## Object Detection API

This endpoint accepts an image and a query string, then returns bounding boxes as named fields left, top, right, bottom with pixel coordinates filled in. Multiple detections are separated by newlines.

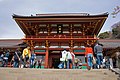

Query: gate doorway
left=52, top=58, right=60, bottom=68
left=49, top=50, right=62, bottom=68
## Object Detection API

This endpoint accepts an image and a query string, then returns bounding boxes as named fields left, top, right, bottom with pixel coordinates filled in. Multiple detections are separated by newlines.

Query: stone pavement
left=0, top=68, right=119, bottom=80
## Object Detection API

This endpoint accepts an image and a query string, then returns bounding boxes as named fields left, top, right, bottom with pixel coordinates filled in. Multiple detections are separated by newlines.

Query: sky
left=0, top=0, right=120, bottom=39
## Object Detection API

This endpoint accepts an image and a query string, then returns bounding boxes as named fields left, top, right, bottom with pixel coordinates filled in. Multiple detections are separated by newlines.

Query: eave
left=12, top=13, right=108, bottom=36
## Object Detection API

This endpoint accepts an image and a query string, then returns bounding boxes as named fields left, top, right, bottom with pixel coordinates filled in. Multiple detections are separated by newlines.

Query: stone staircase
left=0, top=68, right=119, bottom=80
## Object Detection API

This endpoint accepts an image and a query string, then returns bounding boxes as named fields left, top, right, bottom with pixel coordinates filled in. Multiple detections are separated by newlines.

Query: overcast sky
left=0, top=0, right=120, bottom=39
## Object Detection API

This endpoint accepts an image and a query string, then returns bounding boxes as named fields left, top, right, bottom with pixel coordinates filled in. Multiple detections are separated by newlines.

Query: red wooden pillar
left=45, top=47, right=49, bottom=68
left=45, top=40, right=49, bottom=68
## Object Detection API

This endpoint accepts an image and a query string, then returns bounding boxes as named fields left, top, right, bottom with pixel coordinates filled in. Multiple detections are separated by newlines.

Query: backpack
left=14, top=52, right=20, bottom=60
left=14, top=54, right=18, bottom=60
left=5, top=52, right=9, bottom=57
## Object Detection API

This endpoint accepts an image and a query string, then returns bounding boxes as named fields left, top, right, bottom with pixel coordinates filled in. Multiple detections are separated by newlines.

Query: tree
left=99, top=21, right=120, bottom=39
left=98, top=31, right=110, bottom=39
left=111, top=21, right=120, bottom=39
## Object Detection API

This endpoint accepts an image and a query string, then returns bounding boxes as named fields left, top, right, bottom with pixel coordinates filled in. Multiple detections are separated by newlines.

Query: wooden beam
left=21, top=22, right=32, bottom=35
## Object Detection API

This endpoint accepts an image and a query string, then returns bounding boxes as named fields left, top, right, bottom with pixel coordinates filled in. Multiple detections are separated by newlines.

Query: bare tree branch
left=111, top=6, right=120, bottom=18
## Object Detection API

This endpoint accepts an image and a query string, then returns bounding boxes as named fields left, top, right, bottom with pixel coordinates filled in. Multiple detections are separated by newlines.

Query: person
left=116, top=52, right=120, bottom=69
left=93, top=57, right=98, bottom=69
left=12, top=49, right=21, bottom=68
left=105, top=57, right=110, bottom=69
left=37, top=58, right=42, bottom=68
left=3, top=50, right=10, bottom=67
left=22, top=46, right=31, bottom=68
left=69, top=49, right=75, bottom=69
left=102, top=57, right=106, bottom=68
left=60, top=49, right=68, bottom=69
left=94, top=43, right=103, bottom=69
left=0, top=52, right=4, bottom=67
left=58, top=49, right=67, bottom=69
left=79, top=59, right=82, bottom=69
left=66, top=49, right=75, bottom=69
left=30, top=50, right=36, bottom=68
left=118, top=53, right=120, bottom=69
left=74, top=58, right=79, bottom=69
left=85, top=44, right=94, bottom=70
left=109, top=57, right=113, bottom=69
left=33, top=58, right=37, bottom=68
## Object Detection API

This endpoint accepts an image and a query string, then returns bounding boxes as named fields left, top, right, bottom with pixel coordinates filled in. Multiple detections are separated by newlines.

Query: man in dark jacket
left=12, top=49, right=21, bottom=68
left=3, top=50, right=10, bottom=67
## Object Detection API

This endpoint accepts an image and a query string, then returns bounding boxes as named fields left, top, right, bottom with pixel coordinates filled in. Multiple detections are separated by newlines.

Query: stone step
left=0, top=68, right=119, bottom=80
left=111, top=68, right=120, bottom=75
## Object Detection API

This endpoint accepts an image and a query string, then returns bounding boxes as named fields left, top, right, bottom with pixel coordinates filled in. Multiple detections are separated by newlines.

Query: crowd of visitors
left=58, top=43, right=112, bottom=70
left=0, top=47, right=43, bottom=68
left=0, top=43, right=118, bottom=70
left=58, top=49, right=75, bottom=69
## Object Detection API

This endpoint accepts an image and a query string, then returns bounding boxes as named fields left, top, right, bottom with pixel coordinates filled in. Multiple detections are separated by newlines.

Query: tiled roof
left=0, top=39, right=23, bottom=48
left=98, top=39, right=120, bottom=48
left=13, top=12, right=108, bottom=18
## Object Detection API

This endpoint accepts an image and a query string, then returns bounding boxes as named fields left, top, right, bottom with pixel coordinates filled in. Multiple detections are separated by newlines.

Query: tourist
left=22, top=46, right=31, bottom=68
left=66, top=49, right=75, bottom=69
left=30, top=50, right=36, bottom=68
left=58, top=49, right=67, bottom=69
left=118, top=54, right=120, bottom=69
left=61, top=49, right=68, bottom=68
left=3, top=50, right=10, bottom=67
left=37, top=58, right=42, bottom=68
left=33, top=58, right=37, bottom=68
left=109, top=57, right=113, bottom=69
left=19, top=53, right=25, bottom=68
left=0, top=52, right=4, bottom=67
left=102, top=57, right=106, bottom=68
left=105, top=57, right=110, bottom=69
left=69, top=49, right=75, bottom=69
left=116, top=52, right=120, bottom=69
left=12, top=49, right=21, bottom=68
left=79, top=59, right=82, bottom=69
left=93, top=57, right=98, bottom=69
left=74, top=58, right=79, bottom=69
left=85, top=44, right=94, bottom=70
left=94, top=43, right=103, bottom=69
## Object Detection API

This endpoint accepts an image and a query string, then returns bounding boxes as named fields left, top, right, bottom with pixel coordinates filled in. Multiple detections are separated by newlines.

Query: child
left=74, top=58, right=79, bottom=69
left=79, top=59, right=82, bottom=69
left=37, top=59, right=42, bottom=68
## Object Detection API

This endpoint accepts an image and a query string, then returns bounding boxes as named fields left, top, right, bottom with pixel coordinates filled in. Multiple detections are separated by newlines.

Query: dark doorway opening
left=52, top=58, right=60, bottom=68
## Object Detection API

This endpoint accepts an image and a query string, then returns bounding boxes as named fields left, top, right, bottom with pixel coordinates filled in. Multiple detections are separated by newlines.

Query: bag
left=5, top=52, right=9, bottom=57
left=60, top=58, right=65, bottom=61
left=74, top=58, right=78, bottom=63
left=58, top=62, right=64, bottom=69
left=92, top=57, right=96, bottom=64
